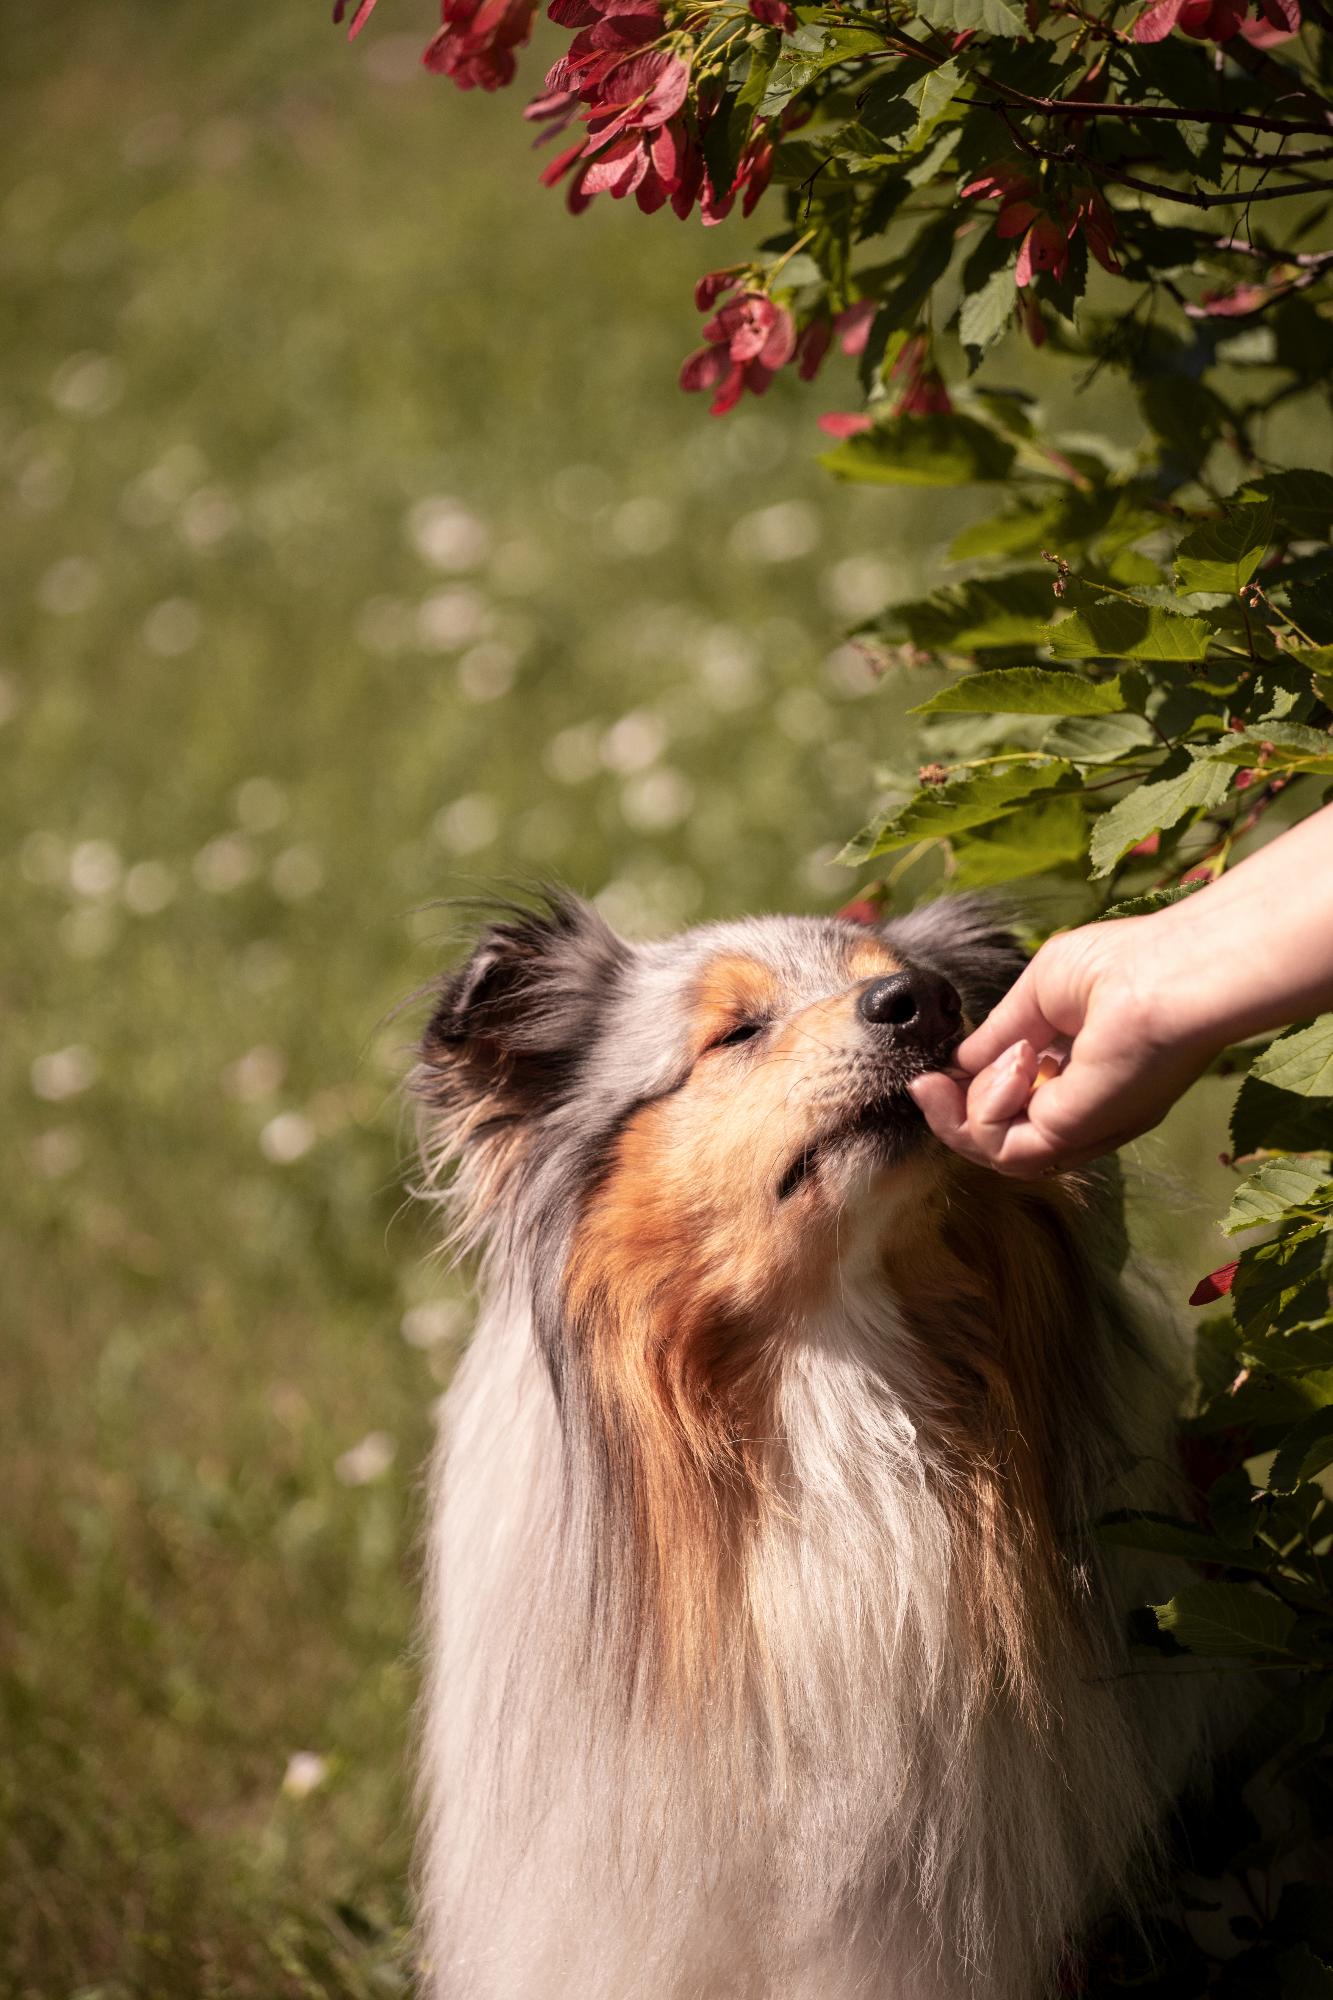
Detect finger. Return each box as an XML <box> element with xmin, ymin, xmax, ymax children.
<box><xmin>965</xmin><ymin>1041</ymin><xmax>1038</xmax><ymax>1135</ymax></box>
<box><xmin>907</xmin><ymin>1071</ymin><xmax>989</xmax><ymax>1166</ymax></box>
<box><xmin>955</xmin><ymin>967</ymin><xmax>1058</xmax><ymax>1076</ymax></box>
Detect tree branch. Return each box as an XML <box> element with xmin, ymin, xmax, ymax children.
<box><xmin>1104</xmin><ymin>166</ymin><xmax>1333</xmax><ymax>208</ymax></box>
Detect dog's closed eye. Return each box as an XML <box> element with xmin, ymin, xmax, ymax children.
<box><xmin>708</xmin><ymin>1020</ymin><xmax>767</xmax><ymax>1052</ymax></box>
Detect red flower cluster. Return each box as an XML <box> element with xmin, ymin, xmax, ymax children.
<box><xmin>427</xmin><ymin>0</ymin><xmax>540</xmax><ymax>88</ymax></box>
<box><xmin>817</xmin><ymin>332</ymin><xmax>952</xmax><ymax>438</ymax></box>
<box><xmin>679</xmin><ymin>283</ymin><xmax>881</xmax><ymax>419</ymax></box>
<box><xmin>1133</xmin><ymin>0</ymin><xmax>1299</xmax><ymax>42</ymax></box>
<box><xmin>531</xmin><ymin>0</ymin><xmax>693</xmax><ymax>211</ymax></box>
<box><xmin>679</xmin><ymin>286</ymin><xmax>796</xmax><ymax>415</ymax></box>
<box><xmin>962</xmin><ymin>165</ymin><xmax>1121</xmax><ymax>288</ymax></box>
<box><xmin>524</xmin><ymin>0</ymin><xmax>778</xmax><ymax>220</ymax></box>
<box><xmin>334</xmin><ymin>0</ymin><xmax>538</xmax><ymax>88</ymax></box>
<box><xmin>792</xmin><ymin>299</ymin><xmax>876</xmax><ymax>381</ymax></box>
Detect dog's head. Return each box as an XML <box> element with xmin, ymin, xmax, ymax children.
<box><xmin>418</xmin><ymin>889</ymin><xmax>1027</xmax><ymax>1303</ymax></box>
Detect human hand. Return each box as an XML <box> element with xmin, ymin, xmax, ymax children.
<box><xmin>908</xmin><ymin>911</ymin><xmax>1226</xmax><ymax>1177</ymax></box>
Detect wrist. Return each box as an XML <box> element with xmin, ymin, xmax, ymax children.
<box><xmin>1131</xmin><ymin>886</ymin><xmax>1293</xmax><ymax>1056</ymax></box>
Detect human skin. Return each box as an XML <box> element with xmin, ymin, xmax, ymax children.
<box><xmin>908</xmin><ymin>803</ymin><xmax>1333</xmax><ymax>1178</ymax></box>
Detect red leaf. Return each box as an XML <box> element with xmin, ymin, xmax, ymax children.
<box><xmin>1133</xmin><ymin>0</ymin><xmax>1187</xmax><ymax>38</ymax></box>
<box><xmin>1189</xmin><ymin>1262</ymin><xmax>1238</xmax><ymax>1305</ymax></box>
<box><xmin>818</xmin><ymin>411</ymin><xmax>873</xmax><ymax>438</ymax></box>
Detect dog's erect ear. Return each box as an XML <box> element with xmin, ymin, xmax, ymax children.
<box><xmin>421</xmin><ymin>892</ymin><xmax>629</xmax><ymax>1127</ymax></box>
<box><xmin>880</xmin><ymin>894</ymin><xmax>1028</xmax><ymax>1024</ymax></box>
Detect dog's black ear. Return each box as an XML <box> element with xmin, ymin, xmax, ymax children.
<box><xmin>422</xmin><ymin>892</ymin><xmax>629</xmax><ymax>1126</ymax></box>
<box><xmin>880</xmin><ymin>894</ymin><xmax>1028</xmax><ymax>1024</ymax></box>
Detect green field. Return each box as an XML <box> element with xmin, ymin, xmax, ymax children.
<box><xmin>1</xmin><ymin>6</ymin><xmax>1238</xmax><ymax>1994</ymax></box>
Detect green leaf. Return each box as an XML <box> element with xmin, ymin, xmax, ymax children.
<box><xmin>1252</xmin><ymin>1019</ymin><xmax>1333</xmax><ymax>1098</ymax></box>
<box><xmin>910</xmin><ymin>668</ymin><xmax>1125</xmax><ymax>718</ymax></box>
<box><xmin>1050</xmin><ymin>585</ymin><xmax>1213</xmax><ymax>664</ymax></box>
<box><xmin>957</xmin><ymin>264</ymin><xmax>1017</xmax><ymax>372</ymax></box>
<box><xmin>1231</xmin><ymin>1074</ymin><xmax>1333</xmax><ymax>1160</ymax></box>
<box><xmin>915</xmin><ymin>0</ymin><xmax>1025</xmax><ymax>30</ymax></box>
<box><xmin>1233</xmin><ymin>1224</ymin><xmax>1330</xmax><ymax>1339</ymax></box>
<box><xmin>1173</xmin><ymin>500</ymin><xmax>1274</xmax><ymax>596</ymax></box>
<box><xmin>733</xmin><ymin>30</ymin><xmax>780</xmax><ymax>125</ymax></box>
<box><xmin>1224</xmin><ymin>1159</ymin><xmax>1333</xmax><ymax>1236</ymax></box>
<box><xmin>1270</xmin><ymin>1406</ymin><xmax>1333</xmax><ymax>1495</ymax></box>
<box><xmin>1237</xmin><ymin>468</ymin><xmax>1333</xmax><ymax>541</ymax></box>
<box><xmin>1241</xmin><ymin>1317</ymin><xmax>1333</xmax><ymax>1378</ymax></box>
<box><xmin>949</xmin><ymin>502</ymin><xmax>1064</xmax><ymax>563</ymax></box>
<box><xmin>840</xmin><ymin>758</ymin><xmax>1070</xmax><ymax>864</ymax></box>
<box><xmin>1152</xmin><ymin>1581</ymin><xmax>1297</xmax><ymax>1659</ymax></box>
<box><xmin>1289</xmin><ymin>645</ymin><xmax>1333</xmax><ymax>691</ymax></box>
<box><xmin>758</xmin><ymin>23</ymin><xmax>887</xmax><ymax>114</ymax></box>
<box><xmin>874</xmin><ymin>571</ymin><xmax>1056</xmax><ymax>653</ymax></box>
<box><xmin>1098</xmin><ymin>1510</ymin><xmax>1251</xmax><ymax>1566</ymax></box>
<box><xmin>1088</xmin><ymin>754</ymin><xmax>1233</xmax><ymax>877</ymax></box>
<box><xmin>1096</xmin><ymin>882</ymin><xmax>1207</xmax><ymax>921</ymax></box>
<box><xmin>905</xmin><ymin>56</ymin><xmax>962</xmax><ymax>131</ymax></box>
<box><xmin>948</xmin><ymin>794</ymin><xmax>1087</xmax><ymax>887</ymax></box>
<box><xmin>860</xmin><ymin>217</ymin><xmax>958</xmax><ymax>386</ymax></box>
<box><xmin>1205</xmin><ymin>722</ymin><xmax>1333</xmax><ymax>779</ymax></box>
<box><xmin>821</xmin><ymin>413</ymin><xmax>1014</xmax><ymax>488</ymax></box>
<box><xmin>1042</xmin><ymin>712</ymin><xmax>1159</xmax><ymax>765</ymax></box>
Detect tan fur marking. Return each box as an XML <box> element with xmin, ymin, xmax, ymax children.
<box><xmin>878</xmin><ymin>1162</ymin><xmax>1104</xmax><ymax>1717</ymax></box>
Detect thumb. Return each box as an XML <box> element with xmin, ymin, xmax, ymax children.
<box><xmin>956</xmin><ymin>961</ymin><xmax>1056</xmax><ymax>1075</ymax></box>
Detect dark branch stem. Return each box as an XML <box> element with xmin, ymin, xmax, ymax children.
<box><xmin>974</xmin><ymin>86</ymin><xmax>1333</xmax><ymax>140</ymax></box>
<box><xmin>1103</xmin><ymin>165</ymin><xmax>1333</xmax><ymax>207</ymax></box>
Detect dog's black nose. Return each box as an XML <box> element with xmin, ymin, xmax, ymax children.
<box><xmin>858</xmin><ymin>970</ymin><xmax>962</xmax><ymax>1045</ymax></box>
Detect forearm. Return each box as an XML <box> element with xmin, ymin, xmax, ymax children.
<box><xmin>1141</xmin><ymin>803</ymin><xmax>1333</xmax><ymax>1050</ymax></box>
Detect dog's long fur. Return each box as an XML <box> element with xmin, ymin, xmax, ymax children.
<box><xmin>412</xmin><ymin>892</ymin><xmax>1210</xmax><ymax>2000</ymax></box>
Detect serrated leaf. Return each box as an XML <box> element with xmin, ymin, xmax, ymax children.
<box><xmin>1289</xmin><ymin>645</ymin><xmax>1333</xmax><ymax>690</ymax></box>
<box><xmin>1224</xmin><ymin>1159</ymin><xmax>1333</xmax><ymax>1236</ymax></box>
<box><xmin>1252</xmin><ymin>1019</ymin><xmax>1333</xmax><ymax>1098</ymax></box>
<box><xmin>1233</xmin><ymin>1224</ymin><xmax>1330</xmax><ymax>1339</ymax></box>
<box><xmin>1152</xmin><ymin>1581</ymin><xmax>1297</xmax><ymax>1659</ymax></box>
<box><xmin>905</xmin><ymin>56</ymin><xmax>962</xmax><ymax>130</ymax></box>
<box><xmin>915</xmin><ymin>0</ymin><xmax>1025</xmax><ymax>29</ymax></box>
<box><xmin>1042</xmin><ymin>712</ymin><xmax>1159</xmax><ymax>765</ymax></box>
<box><xmin>1050</xmin><ymin>586</ymin><xmax>1213</xmax><ymax>664</ymax></box>
<box><xmin>1098</xmin><ymin>1510</ymin><xmax>1249</xmax><ymax>1565</ymax></box>
<box><xmin>949</xmin><ymin>503</ymin><xmax>1064</xmax><ymax>563</ymax></box>
<box><xmin>859</xmin><ymin>218</ymin><xmax>957</xmax><ymax>386</ymax></box>
<box><xmin>733</xmin><ymin>30</ymin><xmax>780</xmax><ymax>125</ymax></box>
<box><xmin>1205</xmin><ymin>721</ymin><xmax>1333</xmax><ymax>779</ymax></box>
<box><xmin>821</xmin><ymin>413</ymin><xmax>1014</xmax><ymax>488</ymax></box>
<box><xmin>1237</xmin><ymin>468</ymin><xmax>1333</xmax><ymax>540</ymax></box>
<box><xmin>948</xmin><ymin>793</ymin><xmax>1086</xmax><ymax>888</ymax></box>
<box><xmin>758</xmin><ymin>23</ymin><xmax>887</xmax><ymax>114</ymax></box>
<box><xmin>1231</xmin><ymin>1074</ymin><xmax>1333</xmax><ymax>1159</ymax></box>
<box><xmin>1173</xmin><ymin>500</ymin><xmax>1274</xmax><ymax>596</ymax></box>
<box><xmin>840</xmin><ymin>758</ymin><xmax>1070</xmax><ymax>863</ymax></box>
<box><xmin>1241</xmin><ymin>1318</ymin><xmax>1333</xmax><ymax>1378</ymax></box>
<box><xmin>910</xmin><ymin>668</ymin><xmax>1124</xmax><ymax>718</ymax></box>
<box><xmin>1088</xmin><ymin>755</ymin><xmax>1232</xmax><ymax>877</ymax></box>
<box><xmin>1270</xmin><ymin>1406</ymin><xmax>1333</xmax><ymax>1495</ymax></box>
<box><xmin>874</xmin><ymin>571</ymin><xmax>1056</xmax><ymax>653</ymax></box>
<box><xmin>958</xmin><ymin>264</ymin><xmax>1017</xmax><ymax>371</ymax></box>
<box><xmin>1095</xmin><ymin>882</ymin><xmax>1207</xmax><ymax>921</ymax></box>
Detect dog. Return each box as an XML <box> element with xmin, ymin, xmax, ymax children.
<box><xmin>411</xmin><ymin>891</ymin><xmax>1211</xmax><ymax>2000</ymax></box>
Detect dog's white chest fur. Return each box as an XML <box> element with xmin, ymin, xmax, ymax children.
<box><xmin>416</xmin><ymin>1286</ymin><xmax>1205</xmax><ymax>2000</ymax></box>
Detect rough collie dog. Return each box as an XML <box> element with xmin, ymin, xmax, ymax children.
<box><xmin>412</xmin><ymin>891</ymin><xmax>1208</xmax><ymax>2000</ymax></box>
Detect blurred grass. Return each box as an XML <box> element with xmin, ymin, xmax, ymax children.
<box><xmin>0</xmin><ymin>4</ymin><xmax>1237</xmax><ymax>1994</ymax></box>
